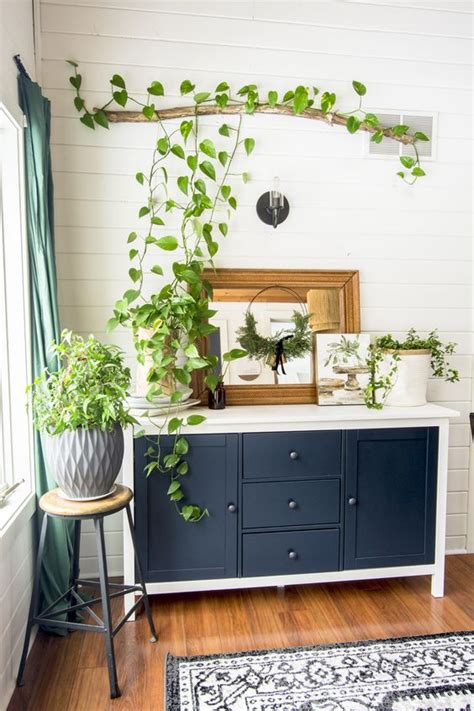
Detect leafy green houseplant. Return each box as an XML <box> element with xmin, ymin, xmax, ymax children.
<box><xmin>364</xmin><ymin>329</ymin><xmax>459</xmax><ymax>409</ymax></box>
<box><xmin>67</xmin><ymin>61</ymin><xmax>430</xmax><ymax>518</ymax></box>
<box><xmin>29</xmin><ymin>331</ymin><xmax>135</xmax><ymax>499</ymax></box>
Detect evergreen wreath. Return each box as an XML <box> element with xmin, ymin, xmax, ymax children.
<box><xmin>236</xmin><ymin>286</ymin><xmax>313</xmax><ymax>373</ymax></box>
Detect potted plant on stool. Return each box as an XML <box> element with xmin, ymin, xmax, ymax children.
<box><xmin>29</xmin><ymin>330</ymin><xmax>136</xmax><ymax>499</ymax></box>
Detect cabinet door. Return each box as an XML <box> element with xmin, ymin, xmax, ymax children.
<box><xmin>344</xmin><ymin>428</ymin><xmax>438</xmax><ymax>570</ymax></box>
<box><xmin>134</xmin><ymin>434</ymin><xmax>238</xmax><ymax>582</ymax></box>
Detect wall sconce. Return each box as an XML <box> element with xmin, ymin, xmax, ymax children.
<box><xmin>256</xmin><ymin>177</ymin><xmax>290</xmax><ymax>229</ymax></box>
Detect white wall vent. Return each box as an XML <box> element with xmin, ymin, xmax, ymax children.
<box><xmin>367</xmin><ymin>112</ymin><xmax>436</xmax><ymax>161</ymax></box>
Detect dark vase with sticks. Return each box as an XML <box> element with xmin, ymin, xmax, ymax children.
<box><xmin>208</xmin><ymin>380</ymin><xmax>226</xmax><ymax>410</ymax></box>
<box><xmin>205</xmin><ymin>348</ymin><xmax>248</xmax><ymax>410</ymax></box>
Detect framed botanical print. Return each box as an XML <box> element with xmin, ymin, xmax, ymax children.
<box><xmin>316</xmin><ymin>333</ymin><xmax>370</xmax><ymax>405</ymax></box>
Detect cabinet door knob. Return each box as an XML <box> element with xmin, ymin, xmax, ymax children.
<box><xmin>288</xmin><ymin>499</ymin><xmax>297</xmax><ymax>509</ymax></box>
<box><xmin>227</xmin><ymin>503</ymin><xmax>237</xmax><ymax>513</ymax></box>
<box><xmin>348</xmin><ymin>497</ymin><xmax>357</xmax><ymax>506</ymax></box>
<box><xmin>288</xmin><ymin>550</ymin><xmax>298</xmax><ymax>560</ymax></box>
<box><xmin>289</xmin><ymin>450</ymin><xmax>299</xmax><ymax>460</ymax></box>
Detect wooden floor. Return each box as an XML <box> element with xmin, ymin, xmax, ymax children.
<box><xmin>9</xmin><ymin>555</ymin><xmax>474</xmax><ymax>711</ymax></box>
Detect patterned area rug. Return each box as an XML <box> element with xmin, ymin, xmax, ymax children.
<box><xmin>166</xmin><ymin>631</ymin><xmax>474</xmax><ymax>710</ymax></box>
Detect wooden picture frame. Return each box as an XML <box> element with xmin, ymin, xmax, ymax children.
<box><xmin>193</xmin><ymin>268</ymin><xmax>360</xmax><ymax>405</ymax></box>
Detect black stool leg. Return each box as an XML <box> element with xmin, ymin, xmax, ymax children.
<box><xmin>17</xmin><ymin>512</ymin><xmax>49</xmax><ymax>687</ymax></box>
<box><xmin>125</xmin><ymin>504</ymin><xmax>157</xmax><ymax>642</ymax></box>
<box><xmin>95</xmin><ymin>516</ymin><xmax>120</xmax><ymax>699</ymax></box>
<box><xmin>68</xmin><ymin>519</ymin><xmax>81</xmax><ymax>622</ymax></box>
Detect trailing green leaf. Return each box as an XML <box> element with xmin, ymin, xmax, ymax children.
<box><xmin>200</xmin><ymin>139</ymin><xmax>217</xmax><ymax>158</ymax></box>
<box><xmin>293</xmin><ymin>86</ymin><xmax>309</xmax><ymax>114</ymax></box>
<box><xmin>352</xmin><ymin>80</ymin><xmax>367</xmax><ymax>96</ymax></box>
<box><xmin>244</xmin><ymin>137</ymin><xmax>255</xmax><ymax>155</ymax></box>
<box><xmin>80</xmin><ymin>114</ymin><xmax>95</xmax><ymax>130</ymax></box>
<box><xmin>111</xmin><ymin>74</ymin><xmax>126</xmax><ymax>89</ymax></box>
<box><xmin>199</xmin><ymin>160</ymin><xmax>216</xmax><ymax>180</ymax></box>
<box><xmin>268</xmin><ymin>90</ymin><xmax>278</xmax><ymax>107</ymax></box>
<box><xmin>148</xmin><ymin>80</ymin><xmax>164</xmax><ymax>96</ymax></box>
<box><xmin>194</xmin><ymin>92</ymin><xmax>211</xmax><ymax>104</ymax></box>
<box><xmin>156</xmin><ymin>236</ymin><xmax>178</xmax><ymax>250</ymax></box>
<box><xmin>171</xmin><ymin>144</ymin><xmax>185</xmax><ymax>159</ymax></box>
<box><xmin>180</xmin><ymin>79</ymin><xmax>195</xmax><ymax>95</ymax></box>
<box><xmin>143</xmin><ymin>104</ymin><xmax>156</xmax><ymax>120</ymax></box>
<box><xmin>346</xmin><ymin>116</ymin><xmax>361</xmax><ymax>134</ymax></box>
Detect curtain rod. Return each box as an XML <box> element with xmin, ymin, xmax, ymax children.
<box><xmin>13</xmin><ymin>54</ymin><xmax>31</xmax><ymax>79</ymax></box>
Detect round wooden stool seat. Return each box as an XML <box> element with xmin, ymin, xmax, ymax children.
<box><xmin>39</xmin><ymin>484</ymin><xmax>133</xmax><ymax>518</ymax></box>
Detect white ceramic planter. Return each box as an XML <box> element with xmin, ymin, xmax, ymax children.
<box><xmin>135</xmin><ymin>327</ymin><xmax>192</xmax><ymax>399</ymax></box>
<box><xmin>383</xmin><ymin>349</ymin><xmax>432</xmax><ymax>407</ymax></box>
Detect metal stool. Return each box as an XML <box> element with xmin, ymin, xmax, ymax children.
<box><xmin>16</xmin><ymin>485</ymin><xmax>157</xmax><ymax>699</ymax></box>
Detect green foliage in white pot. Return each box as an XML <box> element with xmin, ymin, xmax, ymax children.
<box><xmin>364</xmin><ymin>328</ymin><xmax>459</xmax><ymax>409</ymax></box>
<box><xmin>28</xmin><ymin>330</ymin><xmax>135</xmax><ymax>434</ymax></box>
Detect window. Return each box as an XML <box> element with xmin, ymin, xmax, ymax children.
<box><xmin>0</xmin><ymin>102</ymin><xmax>34</xmax><ymax>529</ymax></box>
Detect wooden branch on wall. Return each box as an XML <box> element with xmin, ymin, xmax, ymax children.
<box><xmin>101</xmin><ymin>104</ymin><xmax>416</xmax><ymax>145</ymax></box>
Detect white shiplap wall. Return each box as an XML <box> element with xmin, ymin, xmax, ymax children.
<box><xmin>39</xmin><ymin>0</ymin><xmax>473</xmax><ymax>576</ymax></box>
<box><xmin>0</xmin><ymin>1</ymin><xmax>37</xmax><ymax>708</ymax></box>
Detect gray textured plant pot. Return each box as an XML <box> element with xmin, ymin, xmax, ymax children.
<box><xmin>42</xmin><ymin>425</ymin><xmax>124</xmax><ymax>500</ymax></box>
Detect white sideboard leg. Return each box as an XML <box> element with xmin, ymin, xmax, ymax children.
<box><xmin>123</xmin><ymin>427</ymin><xmax>136</xmax><ymax>619</ymax></box>
<box><xmin>431</xmin><ymin>568</ymin><xmax>445</xmax><ymax>597</ymax></box>
<box><xmin>431</xmin><ymin>421</ymin><xmax>449</xmax><ymax>599</ymax></box>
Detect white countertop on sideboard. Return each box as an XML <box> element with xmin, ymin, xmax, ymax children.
<box><xmin>134</xmin><ymin>403</ymin><xmax>459</xmax><ymax>435</ymax></box>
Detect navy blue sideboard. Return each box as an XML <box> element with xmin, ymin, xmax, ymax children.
<box><xmin>123</xmin><ymin>403</ymin><xmax>457</xmax><ymax>607</ymax></box>
<box><xmin>134</xmin><ymin>427</ymin><xmax>438</xmax><ymax>585</ymax></box>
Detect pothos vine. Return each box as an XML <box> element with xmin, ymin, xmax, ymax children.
<box><xmin>68</xmin><ymin>61</ymin><xmax>430</xmax><ymax>521</ymax></box>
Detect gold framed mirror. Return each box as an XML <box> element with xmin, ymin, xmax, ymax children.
<box><xmin>194</xmin><ymin>268</ymin><xmax>360</xmax><ymax>405</ymax></box>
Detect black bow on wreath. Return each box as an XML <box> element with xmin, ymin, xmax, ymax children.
<box><xmin>272</xmin><ymin>334</ymin><xmax>294</xmax><ymax>375</ymax></box>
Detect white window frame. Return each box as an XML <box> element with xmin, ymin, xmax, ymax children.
<box><xmin>0</xmin><ymin>101</ymin><xmax>35</xmax><ymax>534</ymax></box>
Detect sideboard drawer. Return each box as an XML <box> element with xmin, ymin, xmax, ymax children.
<box><xmin>242</xmin><ymin>529</ymin><xmax>340</xmax><ymax>577</ymax></box>
<box><xmin>242</xmin><ymin>479</ymin><xmax>340</xmax><ymax>529</ymax></box>
<box><xmin>242</xmin><ymin>431</ymin><xmax>342</xmax><ymax>479</ymax></box>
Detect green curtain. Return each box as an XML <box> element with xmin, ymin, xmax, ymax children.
<box><xmin>18</xmin><ymin>68</ymin><xmax>74</xmax><ymax>632</ymax></box>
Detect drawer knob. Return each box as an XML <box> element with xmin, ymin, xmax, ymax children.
<box><xmin>348</xmin><ymin>497</ymin><xmax>357</xmax><ymax>506</ymax></box>
<box><xmin>288</xmin><ymin>499</ymin><xmax>298</xmax><ymax>509</ymax></box>
<box><xmin>289</xmin><ymin>450</ymin><xmax>299</xmax><ymax>460</ymax></box>
<box><xmin>288</xmin><ymin>550</ymin><xmax>298</xmax><ymax>560</ymax></box>
<box><xmin>227</xmin><ymin>503</ymin><xmax>237</xmax><ymax>513</ymax></box>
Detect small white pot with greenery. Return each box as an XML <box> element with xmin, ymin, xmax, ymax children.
<box><xmin>29</xmin><ymin>330</ymin><xmax>136</xmax><ymax>500</ymax></box>
<box><xmin>364</xmin><ymin>329</ymin><xmax>459</xmax><ymax>409</ymax></box>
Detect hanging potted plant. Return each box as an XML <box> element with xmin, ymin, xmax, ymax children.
<box><xmin>28</xmin><ymin>330</ymin><xmax>136</xmax><ymax>500</ymax></box>
<box><xmin>364</xmin><ymin>329</ymin><xmax>459</xmax><ymax>409</ymax></box>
